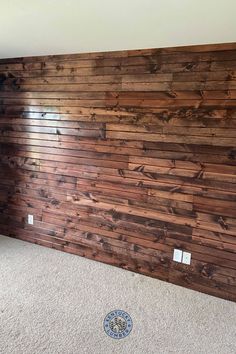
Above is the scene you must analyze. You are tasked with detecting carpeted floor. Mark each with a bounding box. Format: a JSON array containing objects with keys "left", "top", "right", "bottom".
[{"left": 0, "top": 235, "right": 236, "bottom": 354}]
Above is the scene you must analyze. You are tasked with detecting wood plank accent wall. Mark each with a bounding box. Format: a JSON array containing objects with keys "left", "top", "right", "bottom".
[{"left": 0, "top": 43, "right": 236, "bottom": 301}]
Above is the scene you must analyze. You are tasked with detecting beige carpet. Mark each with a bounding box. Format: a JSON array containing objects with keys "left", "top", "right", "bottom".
[{"left": 0, "top": 235, "right": 236, "bottom": 354}]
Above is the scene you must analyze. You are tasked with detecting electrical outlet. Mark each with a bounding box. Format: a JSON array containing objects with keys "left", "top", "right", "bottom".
[
  {"left": 173, "top": 249, "right": 183, "bottom": 263},
  {"left": 182, "top": 252, "right": 191, "bottom": 265},
  {"left": 28, "top": 214, "right": 34, "bottom": 225}
]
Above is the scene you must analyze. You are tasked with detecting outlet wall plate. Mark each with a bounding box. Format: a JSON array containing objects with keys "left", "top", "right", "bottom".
[
  {"left": 28, "top": 214, "right": 34, "bottom": 225},
  {"left": 182, "top": 252, "right": 191, "bottom": 265},
  {"left": 173, "top": 249, "right": 183, "bottom": 263}
]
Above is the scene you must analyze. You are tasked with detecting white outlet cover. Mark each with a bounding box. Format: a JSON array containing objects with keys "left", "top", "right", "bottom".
[
  {"left": 173, "top": 249, "right": 183, "bottom": 263},
  {"left": 182, "top": 252, "right": 191, "bottom": 265},
  {"left": 28, "top": 214, "right": 34, "bottom": 225}
]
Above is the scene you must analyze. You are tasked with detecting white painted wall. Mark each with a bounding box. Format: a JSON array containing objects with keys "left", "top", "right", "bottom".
[{"left": 0, "top": 0, "right": 235, "bottom": 58}]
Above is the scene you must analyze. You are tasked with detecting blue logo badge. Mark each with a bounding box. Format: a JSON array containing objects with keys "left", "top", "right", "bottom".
[{"left": 104, "top": 310, "right": 133, "bottom": 339}]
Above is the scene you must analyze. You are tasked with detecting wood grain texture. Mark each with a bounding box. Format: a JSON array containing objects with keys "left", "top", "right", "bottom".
[{"left": 0, "top": 42, "right": 236, "bottom": 302}]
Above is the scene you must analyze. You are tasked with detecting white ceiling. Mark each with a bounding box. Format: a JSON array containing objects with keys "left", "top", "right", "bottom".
[{"left": 0, "top": 0, "right": 236, "bottom": 59}]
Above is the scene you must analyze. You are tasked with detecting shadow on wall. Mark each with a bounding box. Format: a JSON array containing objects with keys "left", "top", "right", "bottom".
[
  {"left": 0, "top": 84, "right": 41, "bottom": 240},
  {"left": 0, "top": 139, "right": 32, "bottom": 239},
  {"left": 0, "top": 140, "right": 22, "bottom": 237}
]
